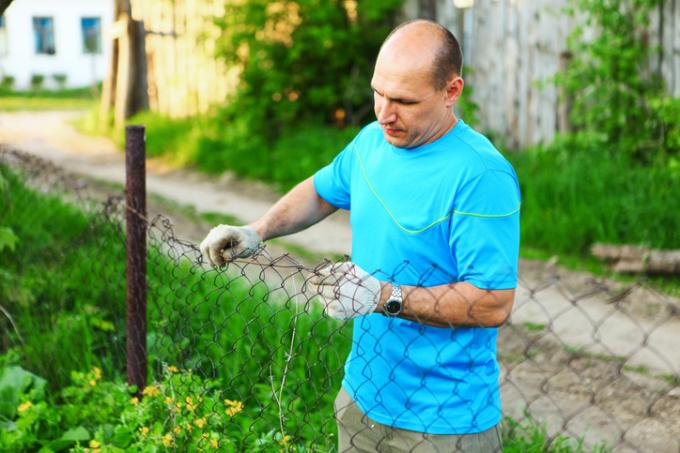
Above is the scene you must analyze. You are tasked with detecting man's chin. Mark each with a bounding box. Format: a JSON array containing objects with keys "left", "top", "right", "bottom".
[{"left": 383, "top": 132, "right": 408, "bottom": 148}]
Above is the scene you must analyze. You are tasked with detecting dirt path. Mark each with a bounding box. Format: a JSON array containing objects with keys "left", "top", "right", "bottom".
[{"left": 2, "top": 110, "right": 679, "bottom": 452}]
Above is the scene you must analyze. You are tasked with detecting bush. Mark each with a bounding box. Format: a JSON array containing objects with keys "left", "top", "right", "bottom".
[
  {"left": 557, "top": 0, "right": 679, "bottom": 161},
  {"left": 0, "top": 362, "right": 277, "bottom": 452},
  {"left": 213, "top": 0, "right": 403, "bottom": 161},
  {"left": 1, "top": 75, "right": 15, "bottom": 91},
  {"left": 30, "top": 75, "right": 44, "bottom": 91},
  {"left": 53, "top": 74, "right": 67, "bottom": 89}
]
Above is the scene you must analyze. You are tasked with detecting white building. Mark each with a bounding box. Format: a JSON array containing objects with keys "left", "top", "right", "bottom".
[{"left": 0, "top": 0, "right": 113, "bottom": 90}]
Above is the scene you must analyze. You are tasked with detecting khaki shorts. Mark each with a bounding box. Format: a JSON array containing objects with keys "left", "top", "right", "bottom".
[{"left": 334, "top": 387, "right": 503, "bottom": 453}]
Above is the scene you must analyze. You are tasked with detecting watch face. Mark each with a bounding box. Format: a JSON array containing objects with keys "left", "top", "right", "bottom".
[{"left": 385, "top": 299, "right": 402, "bottom": 315}]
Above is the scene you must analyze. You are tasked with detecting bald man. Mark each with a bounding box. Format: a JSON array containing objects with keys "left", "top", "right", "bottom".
[{"left": 201, "top": 20, "right": 519, "bottom": 452}]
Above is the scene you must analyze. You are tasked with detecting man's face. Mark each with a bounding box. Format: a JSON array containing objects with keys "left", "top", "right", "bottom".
[{"left": 371, "top": 57, "right": 452, "bottom": 149}]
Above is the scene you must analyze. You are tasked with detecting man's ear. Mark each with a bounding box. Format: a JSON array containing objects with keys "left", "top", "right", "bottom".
[{"left": 445, "top": 76, "right": 464, "bottom": 108}]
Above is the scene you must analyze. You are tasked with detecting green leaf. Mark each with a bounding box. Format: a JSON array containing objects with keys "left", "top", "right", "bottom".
[
  {"left": 111, "top": 425, "right": 133, "bottom": 447},
  {"left": 0, "top": 365, "right": 47, "bottom": 418},
  {"left": 0, "top": 227, "right": 18, "bottom": 253},
  {"left": 45, "top": 426, "right": 90, "bottom": 451}
]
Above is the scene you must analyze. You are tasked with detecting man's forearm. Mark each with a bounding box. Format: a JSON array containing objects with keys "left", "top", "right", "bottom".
[
  {"left": 377, "top": 282, "right": 514, "bottom": 328},
  {"left": 249, "top": 176, "right": 337, "bottom": 241}
]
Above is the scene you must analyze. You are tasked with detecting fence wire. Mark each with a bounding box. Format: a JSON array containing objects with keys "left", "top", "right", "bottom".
[{"left": 1, "top": 148, "right": 679, "bottom": 453}]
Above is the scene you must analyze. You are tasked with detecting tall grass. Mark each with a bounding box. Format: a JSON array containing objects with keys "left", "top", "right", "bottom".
[
  {"left": 0, "top": 166, "right": 128, "bottom": 389},
  {"left": 509, "top": 139, "right": 680, "bottom": 255}
]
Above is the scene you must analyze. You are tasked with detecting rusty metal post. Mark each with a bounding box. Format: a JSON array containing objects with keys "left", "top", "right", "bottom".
[{"left": 125, "top": 125, "right": 147, "bottom": 396}]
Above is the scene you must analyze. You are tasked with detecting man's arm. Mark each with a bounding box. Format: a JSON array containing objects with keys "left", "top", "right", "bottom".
[
  {"left": 312, "top": 263, "right": 514, "bottom": 328},
  {"left": 201, "top": 176, "right": 337, "bottom": 266},
  {"left": 249, "top": 176, "right": 337, "bottom": 241},
  {"left": 377, "top": 281, "right": 514, "bottom": 328}
]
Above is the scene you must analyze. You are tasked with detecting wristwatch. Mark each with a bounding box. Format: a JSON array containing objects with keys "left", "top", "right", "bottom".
[{"left": 383, "top": 285, "right": 403, "bottom": 317}]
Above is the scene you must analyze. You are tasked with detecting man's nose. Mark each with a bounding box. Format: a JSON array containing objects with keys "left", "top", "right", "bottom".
[{"left": 378, "top": 100, "right": 397, "bottom": 124}]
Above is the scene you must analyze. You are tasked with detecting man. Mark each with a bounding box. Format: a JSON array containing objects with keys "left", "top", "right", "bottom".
[{"left": 201, "top": 19, "right": 519, "bottom": 453}]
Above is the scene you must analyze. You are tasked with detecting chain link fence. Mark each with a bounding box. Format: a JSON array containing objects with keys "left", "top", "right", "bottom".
[{"left": 1, "top": 147, "right": 679, "bottom": 452}]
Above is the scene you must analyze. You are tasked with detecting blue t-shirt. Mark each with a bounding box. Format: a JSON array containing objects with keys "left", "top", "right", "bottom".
[{"left": 313, "top": 119, "right": 520, "bottom": 435}]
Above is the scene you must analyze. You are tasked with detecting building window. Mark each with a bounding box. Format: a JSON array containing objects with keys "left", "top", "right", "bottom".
[
  {"left": 0, "top": 16, "right": 8, "bottom": 56},
  {"left": 33, "top": 17, "right": 55, "bottom": 55},
  {"left": 81, "top": 17, "right": 101, "bottom": 54}
]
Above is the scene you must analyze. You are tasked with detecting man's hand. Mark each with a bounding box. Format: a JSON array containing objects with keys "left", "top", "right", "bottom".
[
  {"left": 310, "top": 262, "right": 382, "bottom": 320},
  {"left": 199, "top": 225, "right": 262, "bottom": 267}
]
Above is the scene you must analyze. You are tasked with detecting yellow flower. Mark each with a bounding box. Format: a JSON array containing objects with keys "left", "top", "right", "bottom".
[
  {"left": 139, "top": 426, "right": 149, "bottom": 437},
  {"left": 164, "top": 396, "right": 174, "bottom": 405},
  {"left": 93, "top": 367, "right": 102, "bottom": 380},
  {"left": 195, "top": 417, "right": 207, "bottom": 429},
  {"left": 210, "top": 438, "right": 219, "bottom": 448},
  {"left": 184, "top": 422, "right": 193, "bottom": 432},
  {"left": 88, "top": 379, "right": 97, "bottom": 387},
  {"left": 174, "top": 425, "right": 181, "bottom": 434},
  {"left": 142, "top": 385, "right": 160, "bottom": 397},
  {"left": 17, "top": 401, "right": 32, "bottom": 413},
  {"left": 224, "top": 399, "right": 244, "bottom": 417},
  {"left": 89, "top": 440, "right": 102, "bottom": 448},
  {"left": 185, "top": 396, "right": 193, "bottom": 404},
  {"left": 174, "top": 402, "right": 183, "bottom": 412},
  {"left": 279, "top": 435, "right": 290, "bottom": 446},
  {"left": 201, "top": 433, "right": 209, "bottom": 440},
  {"left": 167, "top": 365, "right": 178, "bottom": 373},
  {"left": 130, "top": 397, "right": 139, "bottom": 406},
  {"left": 162, "top": 433, "right": 174, "bottom": 447}
]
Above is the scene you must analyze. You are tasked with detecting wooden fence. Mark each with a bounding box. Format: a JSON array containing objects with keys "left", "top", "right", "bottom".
[{"left": 129, "top": 0, "right": 237, "bottom": 118}]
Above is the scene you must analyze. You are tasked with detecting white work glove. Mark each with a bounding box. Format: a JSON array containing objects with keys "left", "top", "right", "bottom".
[
  {"left": 199, "top": 224, "right": 262, "bottom": 267},
  {"left": 310, "top": 262, "right": 381, "bottom": 320}
]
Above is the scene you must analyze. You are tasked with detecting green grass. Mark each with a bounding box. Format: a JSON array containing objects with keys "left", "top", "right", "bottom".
[
  {"left": 0, "top": 87, "right": 99, "bottom": 111},
  {"left": 0, "top": 166, "right": 128, "bottom": 389},
  {"left": 509, "top": 142, "right": 680, "bottom": 254},
  {"left": 508, "top": 138, "right": 680, "bottom": 295}
]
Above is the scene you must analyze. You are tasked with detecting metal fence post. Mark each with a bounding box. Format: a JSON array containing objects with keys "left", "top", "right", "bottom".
[{"left": 125, "top": 125, "right": 147, "bottom": 397}]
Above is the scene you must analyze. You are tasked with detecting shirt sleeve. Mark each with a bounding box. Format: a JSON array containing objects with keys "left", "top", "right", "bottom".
[
  {"left": 449, "top": 169, "right": 521, "bottom": 290},
  {"left": 312, "top": 138, "right": 357, "bottom": 210}
]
